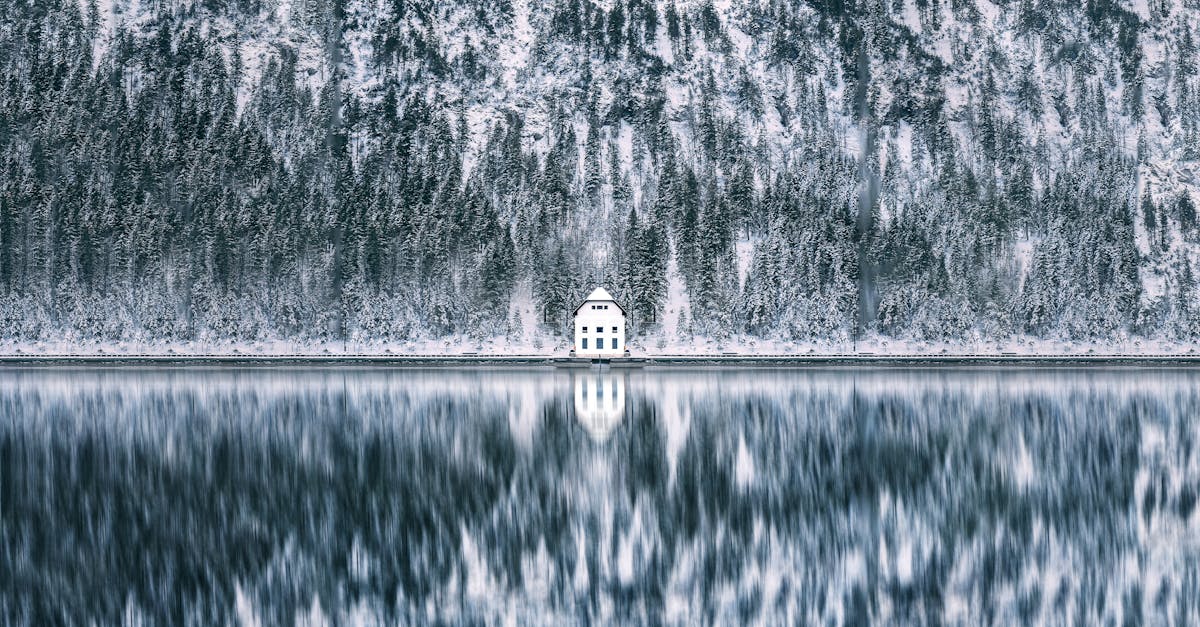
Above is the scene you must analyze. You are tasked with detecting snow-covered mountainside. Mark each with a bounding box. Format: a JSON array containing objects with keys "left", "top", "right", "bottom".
[{"left": 1, "top": 0, "right": 1198, "bottom": 351}]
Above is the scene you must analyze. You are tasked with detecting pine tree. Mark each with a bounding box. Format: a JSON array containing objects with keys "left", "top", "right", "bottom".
[
  {"left": 1142, "top": 185, "right": 1158, "bottom": 250},
  {"left": 1177, "top": 192, "right": 1197, "bottom": 238}
]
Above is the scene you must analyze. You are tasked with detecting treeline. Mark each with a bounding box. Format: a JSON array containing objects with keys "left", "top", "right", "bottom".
[{"left": 0, "top": 0, "right": 1198, "bottom": 346}]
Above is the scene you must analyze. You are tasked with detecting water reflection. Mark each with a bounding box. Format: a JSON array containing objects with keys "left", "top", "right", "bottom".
[
  {"left": 2, "top": 366, "right": 1200, "bottom": 625},
  {"left": 573, "top": 372, "right": 626, "bottom": 442}
]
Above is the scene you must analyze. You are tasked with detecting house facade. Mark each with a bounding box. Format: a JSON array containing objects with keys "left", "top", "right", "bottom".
[{"left": 573, "top": 287, "right": 626, "bottom": 357}]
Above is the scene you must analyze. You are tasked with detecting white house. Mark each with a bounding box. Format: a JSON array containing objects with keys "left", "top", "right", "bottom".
[{"left": 573, "top": 287, "right": 626, "bottom": 357}]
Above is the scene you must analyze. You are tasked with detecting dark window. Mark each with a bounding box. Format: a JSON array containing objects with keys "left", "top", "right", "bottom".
[
  {"left": 597, "top": 338, "right": 605, "bottom": 349},
  {"left": 582, "top": 338, "right": 588, "bottom": 350},
  {"left": 582, "top": 326, "right": 588, "bottom": 333},
  {"left": 612, "top": 326, "right": 618, "bottom": 333}
]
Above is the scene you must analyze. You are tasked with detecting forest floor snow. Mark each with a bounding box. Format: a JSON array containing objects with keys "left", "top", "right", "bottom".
[{"left": 0, "top": 334, "right": 1197, "bottom": 357}]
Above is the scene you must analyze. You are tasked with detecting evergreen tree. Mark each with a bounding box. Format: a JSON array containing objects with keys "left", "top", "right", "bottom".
[
  {"left": 1177, "top": 192, "right": 1197, "bottom": 237},
  {"left": 1142, "top": 186, "right": 1158, "bottom": 250}
]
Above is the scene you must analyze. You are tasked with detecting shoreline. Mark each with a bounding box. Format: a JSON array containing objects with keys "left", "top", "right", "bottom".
[{"left": 1, "top": 354, "right": 1200, "bottom": 367}]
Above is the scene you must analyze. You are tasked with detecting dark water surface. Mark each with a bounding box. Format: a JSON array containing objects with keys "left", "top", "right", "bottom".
[{"left": 2, "top": 366, "right": 1199, "bottom": 625}]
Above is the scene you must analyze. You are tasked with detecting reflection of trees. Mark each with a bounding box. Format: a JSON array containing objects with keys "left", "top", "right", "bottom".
[
  {"left": 0, "top": 378, "right": 1196, "bottom": 624},
  {"left": 2, "top": 392, "right": 526, "bottom": 625}
]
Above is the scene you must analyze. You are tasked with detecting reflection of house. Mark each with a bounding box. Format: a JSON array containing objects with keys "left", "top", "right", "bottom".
[
  {"left": 573, "top": 287, "right": 626, "bottom": 358},
  {"left": 573, "top": 373, "right": 625, "bottom": 442}
]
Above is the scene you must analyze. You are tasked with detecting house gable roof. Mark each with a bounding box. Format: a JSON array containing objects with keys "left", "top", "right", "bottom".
[{"left": 573, "top": 287, "right": 625, "bottom": 316}]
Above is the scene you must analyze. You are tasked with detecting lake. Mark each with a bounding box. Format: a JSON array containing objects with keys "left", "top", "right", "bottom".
[{"left": 2, "top": 366, "right": 1198, "bottom": 625}]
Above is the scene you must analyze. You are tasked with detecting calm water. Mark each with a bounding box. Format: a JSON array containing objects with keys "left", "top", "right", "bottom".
[{"left": 2, "top": 366, "right": 1199, "bottom": 625}]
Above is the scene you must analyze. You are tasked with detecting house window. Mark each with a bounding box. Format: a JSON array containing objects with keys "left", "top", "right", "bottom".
[
  {"left": 582, "top": 338, "right": 588, "bottom": 350},
  {"left": 597, "top": 338, "right": 605, "bottom": 350},
  {"left": 611, "top": 326, "right": 618, "bottom": 333},
  {"left": 582, "top": 326, "right": 588, "bottom": 333}
]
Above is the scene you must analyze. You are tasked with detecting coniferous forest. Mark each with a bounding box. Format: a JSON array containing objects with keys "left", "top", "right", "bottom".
[{"left": 1, "top": 0, "right": 1199, "bottom": 349}]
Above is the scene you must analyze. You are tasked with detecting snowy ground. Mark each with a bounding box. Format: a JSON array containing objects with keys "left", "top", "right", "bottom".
[{"left": 0, "top": 333, "right": 1197, "bottom": 357}]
